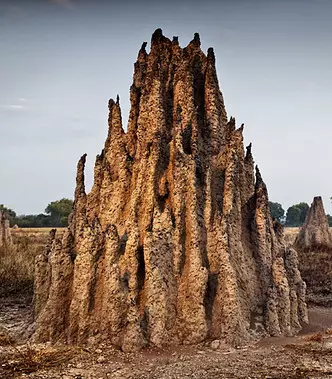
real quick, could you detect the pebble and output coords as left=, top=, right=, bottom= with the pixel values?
left=97, top=355, right=106, bottom=363
left=211, top=340, right=220, bottom=350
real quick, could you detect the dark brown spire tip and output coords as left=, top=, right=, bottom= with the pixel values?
left=245, top=143, right=253, bottom=162
left=80, top=153, right=87, bottom=164
left=151, top=28, right=164, bottom=43
left=255, top=165, right=263, bottom=187
left=189, top=32, right=201, bottom=47
left=238, top=123, right=244, bottom=132
left=108, top=98, right=115, bottom=110
left=207, top=47, right=215, bottom=63
left=246, top=142, right=252, bottom=153
left=140, top=42, right=147, bottom=52
left=116, top=94, right=120, bottom=105
left=172, top=36, right=179, bottom=44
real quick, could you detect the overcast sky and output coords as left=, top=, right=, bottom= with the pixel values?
left=1, top=0, right=332, bottom=215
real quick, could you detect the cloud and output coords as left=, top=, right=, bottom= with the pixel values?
left=50, top=0, right=75, bottom=9
left=0, top=104, right=24, bottom=110
left=0, top=99, right=28, bottom=112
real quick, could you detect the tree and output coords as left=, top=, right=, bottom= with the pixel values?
left=268, top=201, right=285, bottom=223
left=16, top=214, right=52, bottom=228
left=45, top=198, right=73, bottom=227
left=0, top=204, right=17, bottom=226
left=285, top=202, right=309, bottom=227
left=327, top=214, right=332, bottom=227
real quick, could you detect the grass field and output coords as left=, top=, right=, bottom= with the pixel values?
left=0, top=228, right=65, bottom=297
left=11, top=227, right=66, bottom=235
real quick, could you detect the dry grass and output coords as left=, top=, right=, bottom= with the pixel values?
left=0, top=228, right=65, bottom=296
left=0, top=228, right=64, bottom=297
left=284, top=227, right=300, bottom=245
left=1, top=344, right=79, bottom=377
left=304, top=332, right=324, bottom=343
left=0, top=244, right=36, bottom=296
left=12, top=227, right=66, bottom=235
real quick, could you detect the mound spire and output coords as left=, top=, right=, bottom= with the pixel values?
left=294, top=196, right=332, bottom=305
left=0, top=211, right=13, bottom=248
left=295, top=196, right=332, bottom=251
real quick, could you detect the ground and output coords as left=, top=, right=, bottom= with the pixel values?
left=1, top=228, right=332, bottom=378
left=2, top=296, right=332, bottom=378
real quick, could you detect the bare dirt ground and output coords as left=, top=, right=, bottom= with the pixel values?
left=1, top=295, right=332, bottom=379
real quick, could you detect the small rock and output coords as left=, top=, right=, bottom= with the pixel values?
left=211, top=340, right=220, bottom=350
left=97, top=355, right=106, bottom=363
left=95, top=348, right=103, bottom=354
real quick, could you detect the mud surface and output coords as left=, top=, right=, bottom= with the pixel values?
left=1, top=297, right=332, bottom=378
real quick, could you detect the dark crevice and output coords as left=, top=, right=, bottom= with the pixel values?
left=176, top=104, right=182, bottom=126
left=195, top=156, right=204, bottom=186
left=88, top=265, right=98, bottom=313
left=204, top=273, right=218, bottom=332
left=119, top=232, right=128, bottom=256
left=70, top=249, right=77, bottom=263
left=146, top=141, right=152, bottom=156
left=122, top=271, right=130, bottom=291
left=137, top=245, right=145, bottom=293
left=170, top=209, right=176, bottom=228
left=182, top=123, right=192, bottom=154
left=179, top=209, right=187, bottom=275
left=192, top=54, right=208, bottom=145
left=210, top=168, right=225, bottom=225
left=140, top=307, right=150, bottom=342
left=157, top=179, right=169, bottom=213
left=158, top=194, right=168, bottom=213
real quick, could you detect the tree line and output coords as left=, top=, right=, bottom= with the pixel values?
left=1, top=198, right=331, bottom=228
left=269, top=201, right=332, bottom=227
left=0, top=198, right=73, bottom=228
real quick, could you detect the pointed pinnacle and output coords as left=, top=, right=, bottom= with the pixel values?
left=207, top=47, right=215, bottom=63
left=140, top=42, right=147, bottom=52
left=255, top=165, right=263, bottom=186
left=194, top=32, right=200, bottom=43
left=151, top=28, right=164, bottom=43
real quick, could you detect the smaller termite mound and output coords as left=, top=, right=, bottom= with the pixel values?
left=295, top=196, right=332, bottom=251
left=294, top=196, right=332, bottom=306
left=0, top=211, right=13, bottom=248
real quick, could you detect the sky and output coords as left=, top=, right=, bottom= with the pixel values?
left=1, top=0, right=332, bottom=215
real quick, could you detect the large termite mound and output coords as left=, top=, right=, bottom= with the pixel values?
left=33, top=30, right=308, bottom=351
left=294, top=197, right=332, bottom=305
left=0, top=211, right=13, bottom=248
